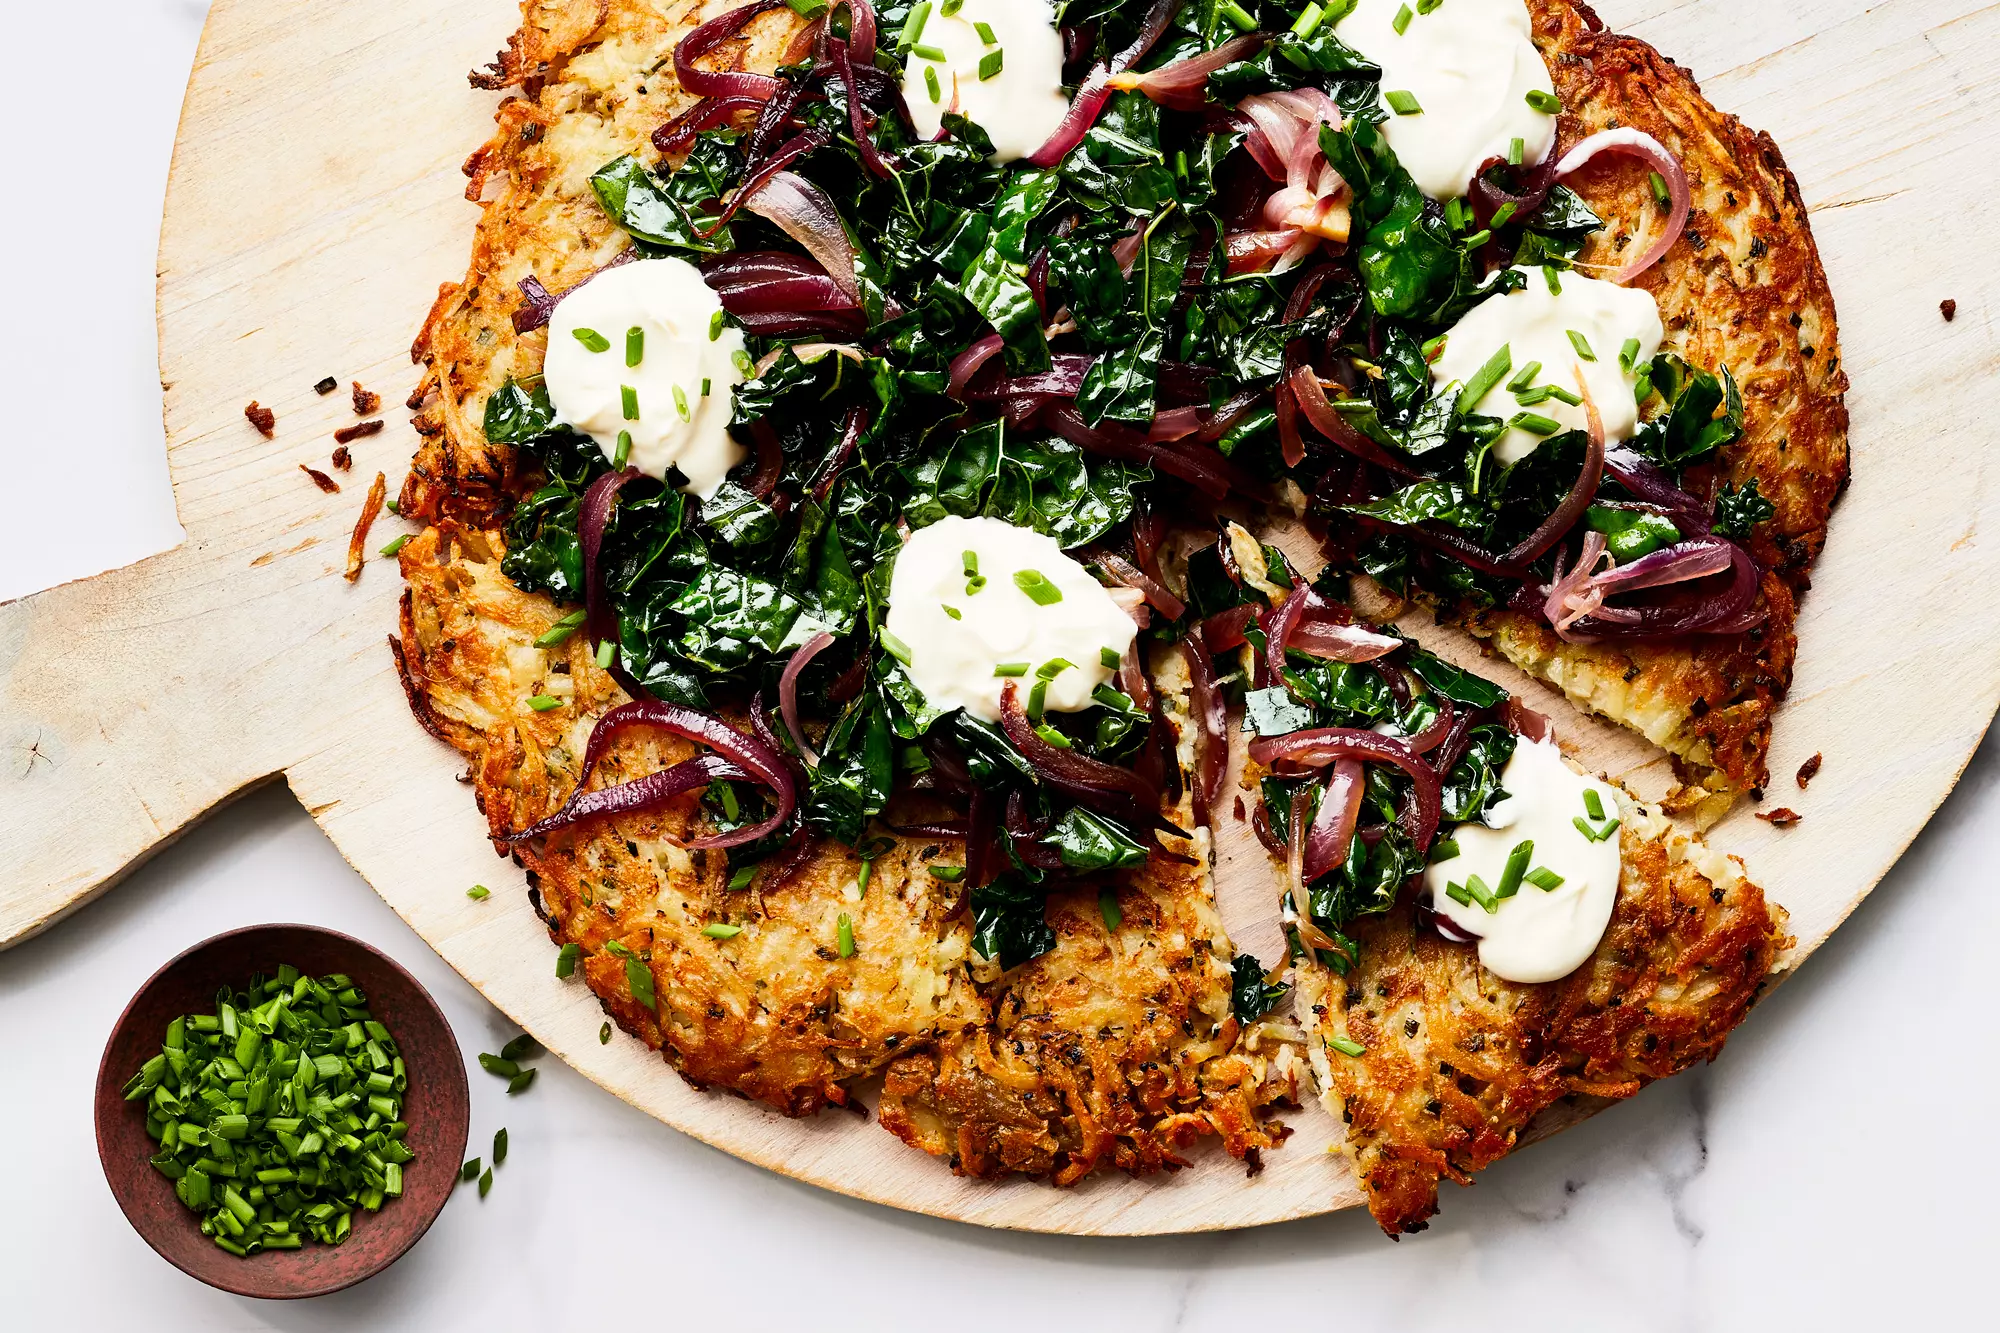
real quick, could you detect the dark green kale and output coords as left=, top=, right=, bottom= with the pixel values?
left=1712, top=478, right=1776, bottom=541
left=1230, top=953, right=1291, bottom=1023
left=970, top=877, right=1058, bottom=970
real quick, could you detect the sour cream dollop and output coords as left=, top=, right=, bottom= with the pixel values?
left=1432, top=266, right=1665, bottom=465
left=1425, top=737, right=1624, bottom=985
left=543, top=257, right=747, bottom=498
left=899, top=0, right=1070, bottom=164
left=885, top=515, right=1135, bottom=723
left=1335, top=0, right=1557, bottom=200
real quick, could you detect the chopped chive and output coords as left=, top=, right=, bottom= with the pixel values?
left=493, top=1128, right=508, bottom=1166
left=993, top=662, right=1030, bottom=678
left=973, top=20, right=997, bottom=44
left=1418, top=0, right=1443, bottom=12
left=1458, top=342, right=1513, bottom=411
left=556, top=942, right=580, bottom=978
left=941, top=0, right=962, bottom=11
left=977, top=49, right=1003, bottom=80
left=1100, top=647, right=1123, bottom=670
left=836, top=913, right=856, bottom=958
left=1026, top=679, right=1049, bottom=722
left=1422, top=333, right=1448, bottom=360
left=1091, top=683, right=1128, bottom=709
left=1526, top=88, right=1561, bottom=114
left=595, top=638, right=616, bottom=669
left=925, top=65, right=942, bottom=102
left=466, top=885, right=491, bottom=901
left=727, top=865, right=758, bottom=891
left=708, top=309, right=725, bottom=341
left=961, top=550, right=979, bottom=577
left=733, top=349, right=755, bottom=377
left=898, top=0, right=931, bottom=51
left=880, top=630, right=913, bottom=666
left=1292, top=2, right=1327, bottom=39
left=1460, top=228, right=1492, bottom=250
left=672, top=385, right=691, bottom=421
left=1464, top=874, right=1498, bottom=913
left=1620, top=338, right=1643, bottom=373
left=1566, top=330, right=1598, bottom=362
left=701, top=378, right=712, bottom=398
left=1099, top=887, right=1122, bottom=931
left=1506, top=412, right=1564, bottom=437
left=461, top=1158, right=481, bottom=1182
left=929, top=865, right=966, bottom=882
left=1507, top=137, right=1525, bottom=166
left=1583, top=788, right=1606, bottom=821
left=942, top=604, right=962, bottom=620
left=1013, top=569, right=1063, bottom=605
left=858, top=854, right=878, bottom=895
left=1544, top=265, right=1564, bottom=294
left=625, top=326, right=645, bottom=368
left=1525, top=867, right=1565, bottom=892
left=1543, top=384, right=1583, bottom=407
left=1429, top=838, right=1461, bottom=864
left=478, top=1053, right=520, bottom=1078
left=527, top=694, right=563, bottom=712
left=1385, top=89, right=1423, bottom=116
left=1444, top=196, right=1468, bottom=232
left=1634, top=373, right=1654, bottom=405
left=1492, top=202, right=1518, bottom=228
left=1496, top=840, right=1534, bottom=900
left=599, top=1023, right=612, bottom=1044
left=1507, top=359, right=1544, bottom=393
left=1649, top=171, right=1670, bottom=206
left=1033, top=723, right=1073, bottom=749
left=910, top=43, right=947, bottom=62
left=1573, top=816, right=1601, bottom=842
left=1393, top=3, right=1413, bottom=34
left=1036, top=657, right=1074, bottom=681
left=1596, top=818, right=1621, bottom=842
left=1515, top=385, right=1555, bottom=407
left=1219, top=0, right=1257, bottom=31
left=478, top=1167, right=493, bottom=1197
left=378, top=533, right=411, bottom=558
left=1329, top=1035, right=1366, bottom=1058
left=620, top=385, right=639, bottom=420
left=623, top=955, right=656, bottom=1011
left=534, top=609, right=589, bottom=648
left=506, top=1068, right=535, bottom=1095
left=613, top=429, right=632, bottom=469
left=572, top=328, right=610, bottom=354
left=702, top=924, right=743, bottom=939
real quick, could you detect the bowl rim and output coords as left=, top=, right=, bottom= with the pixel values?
left=93, top=922, right=470, bottom=1299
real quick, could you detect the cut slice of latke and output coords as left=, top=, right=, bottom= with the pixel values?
left=1414, top=0, right=1847, bottom=824
left=1297, top=788, right=1787, bottom=1237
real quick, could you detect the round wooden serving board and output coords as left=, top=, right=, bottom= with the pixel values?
left=4, top=0, right=1997, bottom=1234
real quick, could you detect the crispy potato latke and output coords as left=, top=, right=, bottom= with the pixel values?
left=1446, top=1, right=1849, bottom=824
left=1300, top=794, right=1788, bottom=1236
left=391, top=0, right=1812, bottom=1216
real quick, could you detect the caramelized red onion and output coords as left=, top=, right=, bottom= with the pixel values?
left=675, top=0, right=789, bottom=101
left=580, top=467, right=641, bottom=647
left=701, top=129, right=832, bottom=236
left=1024, top=0, right=1177, bottom=167
left=1505, top=697, right=1553, bottom=743
left=655, top=95, right=764, bottom=156
left=1250, top=728, right=1443, bottom=850
left=1302, top=760, right=1365, bottom=881
left=1500, top=370, right=1605, bottom=566
left=1095, top=551, right=1185, bottom=620
left=1554, top=129, right=1691, bottom=281
left=1107, top=33, right=1265, bottom=111
left=1180, top=631, right=1228, bottom=828
left=504, top=699, right=797, bottom=848
left=1005, top=792, right=1069, bottom=871
left=742, top=170, right=863, bottom=306
left=998, top=682, right=1163, bottom=829
left=1044, top=403, right=1260, bottom=500
left=1287, top=367, right=1423, bottom=479
left=947, top=334, right=1007, bottom=400
left=779, top=631, right=837, bottom=763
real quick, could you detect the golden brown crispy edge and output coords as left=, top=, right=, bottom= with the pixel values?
left=1301, top=793, right=1788, bottom=1236
left=1440, top=0, right=1850, bottom=820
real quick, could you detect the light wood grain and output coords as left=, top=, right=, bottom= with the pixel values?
left=2, top=0, right=1996, bottom=1233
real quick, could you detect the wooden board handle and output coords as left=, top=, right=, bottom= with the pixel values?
left=0, top=542, right=281, bottom=946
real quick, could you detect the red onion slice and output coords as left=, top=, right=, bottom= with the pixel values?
left=1302, top=760, right=1365, bottom=881
left=654, top=95, right=764, bottom=156
left=1544, top=530, right=1612, bottom=635
left=1096, top=551, right=1186, bottom=621
left=1555, top=128, right=1692, bottom=282
left=1402, top=696, right=1456, bottom=755
left=1027, top=67, right=1112, bottom=168
left=1180, top=631, right=1228, bottom=829
left=580, top=467, right=641, bottom=648
left=947, top=334, right=1007, bottom=400
left=504, top=754, right=755, bottom=844
left=676, top=0, right=789, bottom=101
left=1288, top=620, right=1403, bottom=665
left=1500, top=369, right=1605, bottom=566
left=701, top=128, right=831, bottom=237
left=1045, top=403, right=1262, bottom=500
left=1287, top=367, right=1424, bottom=478
left=1202, top=605, right=1258, bottom=654
left=1505, top=697, right=1554, bottom=744
left=998, top=683, right=1163, bottom=829
left=742, top=170, right=862, bottom=306
left=1250, top=728, right=1443, bottom=851
left=1107, top=33, right=1266, bottom=111
left=779, top=631, right=837, bottom=764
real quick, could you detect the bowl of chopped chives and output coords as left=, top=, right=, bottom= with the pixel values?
left=94, top=924, right=469, bottom=1299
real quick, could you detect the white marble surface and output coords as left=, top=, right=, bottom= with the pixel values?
left=2, top=2, right=1996, bottom=1327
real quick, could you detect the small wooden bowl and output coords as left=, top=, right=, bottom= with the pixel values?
left=94, top=924, right=469, bottom=1299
